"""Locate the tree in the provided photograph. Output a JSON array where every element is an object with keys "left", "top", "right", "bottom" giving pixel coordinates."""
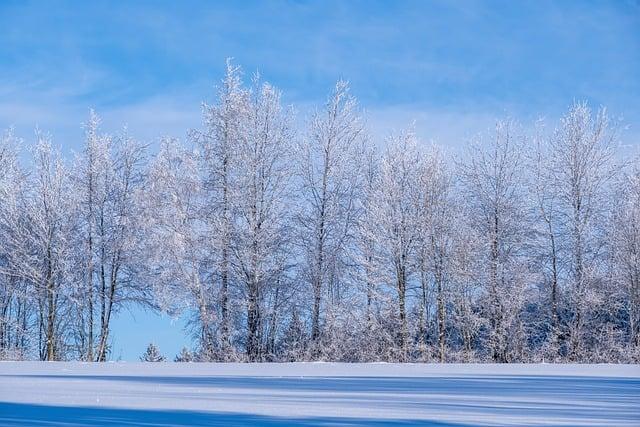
[
  {"left": 280, "top": 307, "right": 307, "bottom": 361},
  {"left": 366, "top": 130, "right": 423, "bottom": 359},
  {"left": 233, "top": 75, "right": 294, "bottom": 361},
  {"left": 0, "top": 132, "right": 74, "bottom": 360},
  {"left": 355, "top": 146, "right": 379, "bottom": 332},
  {"left": 174, "top": 347, "right": 194, "bottom": 362},
  {"left": 140, "top": 343, "right": 165, "bottom": 362},
  {"left": 547, "top": 103, "right": 619, "bottom": 360},
  {"left": 459, "top": 120, "right": 528, "bottom": 362},
  {"left": 191, "top": 60, "right": 248, "bottom": 357},
  {"left": 527, "top": 126, "right": 564, "bottom": 358},
  {"left": 297, "top": 81, "right": 365, "bottom": 352},
  {"left": 0, "top": 129, "right": 29, "bottom": 360},
  {"left": 141, "top": 139, "right": 216, "bottom": 357},
  {"left": 70, "top": 111, "right": 148, "bottom": 362},
  {"left": 71, "top": 110, "right": 105, "bottom": 361},
  {"left": 611, "top": 160, "right": 640, "bottom": 358},
  {"left": 448, "top": 217, "right": 484, "bottom": 361},
  {"left": 417, "top": 150, "right": 457, "bottom": 362}
]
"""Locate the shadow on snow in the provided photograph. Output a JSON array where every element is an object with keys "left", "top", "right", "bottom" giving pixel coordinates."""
[{"left": 0, "top": 401, "right": 465, "bottom": 427}]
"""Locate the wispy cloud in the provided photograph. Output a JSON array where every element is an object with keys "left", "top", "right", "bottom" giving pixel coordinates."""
[{"left": 0, "top": 0, "right": 638, "bottom": 150}]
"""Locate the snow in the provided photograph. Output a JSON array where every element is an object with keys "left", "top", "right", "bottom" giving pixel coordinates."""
[{"left": 0, "top": 362, "right": 638, "bottom": 426}]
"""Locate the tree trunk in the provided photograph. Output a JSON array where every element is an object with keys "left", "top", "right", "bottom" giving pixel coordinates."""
[
  {"left": 436, "top": 276, "right": 446, "bottom": 363},
  {"left": 489, "top": 208, "right": 506, "bottom": 362},
  {"left": 570, "top": 201, "right": 584, "bottom": 360},
  {"left": 311, "top": 150, "right": 330, "bottom": 346},
  {"left": 246, "top": 260, "right": 260, "bottom": 361},
  {"left": 396, "top": 259, "right": 407, "bottom": 360},
  {"left": 96, "top": 261, "right": 119, "bottom": 362},
  {"left": 45, "top": 247, "right": 56, "bottom": 361},
  {"left": 220, "top": 155, "right": 230, "bottom": 356},
  {"left": 311, "top": 216, "right": 325, "bottom": 345},
  {"left": 86, "top": 166, "right": 94, "bottom": 362},
  {"left": 246, "top": 286, "right": 260, "bottom": 361},
  {"left": 418, "top": 262, "right": 428, "bottom": 346},
  {"left": 548, "top": 228, "right": 561, "bottom": 353}
]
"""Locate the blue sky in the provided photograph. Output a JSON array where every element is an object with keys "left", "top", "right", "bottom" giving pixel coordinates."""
[{"left": 1, "top": 0, "right": 639, "bottom": 360}]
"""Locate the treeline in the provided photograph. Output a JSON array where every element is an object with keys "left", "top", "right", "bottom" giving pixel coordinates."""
[{"left": 1, "top": 62, "right": 638, "bottom": 363}]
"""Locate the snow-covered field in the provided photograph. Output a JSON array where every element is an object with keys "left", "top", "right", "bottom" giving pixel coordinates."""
[{"left": 0, "top": 362, "right": 638, "bottom": 426}]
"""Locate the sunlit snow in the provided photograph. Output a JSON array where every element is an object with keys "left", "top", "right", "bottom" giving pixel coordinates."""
[{"left": 1, "top": 362, "right": 638, "bottom": 426}]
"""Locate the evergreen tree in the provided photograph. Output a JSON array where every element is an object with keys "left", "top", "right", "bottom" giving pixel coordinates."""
[
  {"left": 281, "top": 309, "right": 307, "bottom": 361},
  {"left": 174, "top": 347, "right": 194, "bottom": 362},
  {"left": 140, "top": 343, "right": 165, "bottom": 362}
]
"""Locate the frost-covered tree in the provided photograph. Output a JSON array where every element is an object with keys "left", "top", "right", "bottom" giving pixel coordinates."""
[
  {"left": 459, "top": 121, "right": 529, "bottom": 362},
  {"left": 71, "top": 110, "right": 106, "bottom": 361},
  {"left": 610, "top": 160, "right": 640, "bottom": 359},
  {"left": 296, "top": 81, "right": 365, "bottom": 352},
  {"left": 141, "top": 139, "right": 217, "bottom": 356},
  {"left": 0, "top": 129, "right": 29, "bottom": 360},
  {"left": 448, "top": 217, "right": 484, "bottom": 361},
  {"left": 174, "top": 347, "right": 194, "bottom": 362},
  {"left": 234, "top": 76, "right": 294, "bottom": 361},
  {"left": 70, "top": 111, "right": 148, "bottom": 362},
  {"left": 366, "top": 130, "right": 423, "bottom": 359},
  {"left": 0, "top": 132, "right": 74, "bottom": 360},
  {"left": 547, "top": 103, "right": 620, "bottom": 360},
  {"left": 140, "top": 343, "right": 165, "bottom": 362},
  {"left": 356, "top": 146, "right": 380, "bottom": 331},
  {"left": 417, "top": 150, "right": 458, "bottom": 362},
  {"left": 280, "top": 307, "right": 307, "bottom": 361},
  {"left": 191, "top": 60, "right": 248, "bottom": 357},
  {"left": 527, "top": 127, "right": 564, "bottom": 358}
]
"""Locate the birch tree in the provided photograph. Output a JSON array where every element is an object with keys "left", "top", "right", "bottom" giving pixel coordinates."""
[
  {"left": 367, "top": 130, "right": 422, "bottom": 359},
  {"left": 71, "top": 113, "right": 148, "bottom": 361},
  {"left": 70, "top": 110, "right": 108, "bottom": 360},
  {"left": 233, "top": 76, "right": 294, "bottom": 361},
  {"left": 1, "top": 133, "right": 73, "bottom": 360},
  {"left": 528, "top": 126, "right": 564, "bottom": 358},
  {"left": 141, "top": 139, "right": 215, "bottom": 356},
  {"left": 612, "top": 162, "right": 640, "bottom": 357},
  {"left": 356, "top": 146, "right": 380, "bottom": 330},
  {"left": 459, "top": 121, "right": 528, "bottom": 362},
  {"left": 0, "top": 129, "right": 29, "bottom": 359},
  {"left": 418, "top": 150, "right": 457, "bottom": 362},
  {"left": 548, "top": 103, "right": 619, "bottom": 359},
  {"left": 297, "top": 81, "right": 364, "bottom": 351},
  {"left": 191, "top": 60, "right": 248, "bottom": 356}
]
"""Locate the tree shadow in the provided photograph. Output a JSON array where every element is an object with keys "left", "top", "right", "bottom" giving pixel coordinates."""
[
  {"left": 10, "top": 374, "right": 640, "bottom": 397},
  {"left": 0, "top": 402, "right": 467, "bottom": 426}
]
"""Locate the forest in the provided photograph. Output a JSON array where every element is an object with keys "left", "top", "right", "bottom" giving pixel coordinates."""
[{"left": 0, "top": 61, "right": 638, "bottom": 363}]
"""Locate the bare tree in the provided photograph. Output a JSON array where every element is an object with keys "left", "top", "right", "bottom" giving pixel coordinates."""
[
  {"left": 611, "top": 160, "right": 640, "bottom": 356},
  {"left": 70, "top": 110, "right": 108, "bottom": 361},
  {"left": 0, "top": 129, "right": 30, "bottom": 360},
  {"left": 527, "top": 125, "right": 564, "bottom": 358},
  {"left": 233, "top": 76, "right": 294, "bottom": 361},
  {"left": 548, "top": 103, "right": 619, "bottom": 359},
  {"left": 70, "top": 112, "right": 148, "bottom": 361},
  {"left": 356, "top": 145, "right": 379, "bottom": 330},
  {"left": 191, "top": 60, "right": 248, "bottom": 357},
  {"left": 296, "top": 81, "right": 364, "bottom": 352},
  {"left": 366, "top": 130, "right": 422, "bottom": 359},
  {"left": 0, "top": 132, "right": 74, "bottom": 360},
  {"left": 418, "top": 150, "right": 457, "bottom": 362},
  {"left": 141, "top": 138, "right": 215, "bottom": 357},
  {"left": 459, "top": 121, "right": 528, "bottom": 362}
]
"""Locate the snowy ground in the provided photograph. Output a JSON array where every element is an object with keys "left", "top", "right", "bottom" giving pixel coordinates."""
[{"left": 0, "top": 362, "right": 638, "bottom": 426}]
